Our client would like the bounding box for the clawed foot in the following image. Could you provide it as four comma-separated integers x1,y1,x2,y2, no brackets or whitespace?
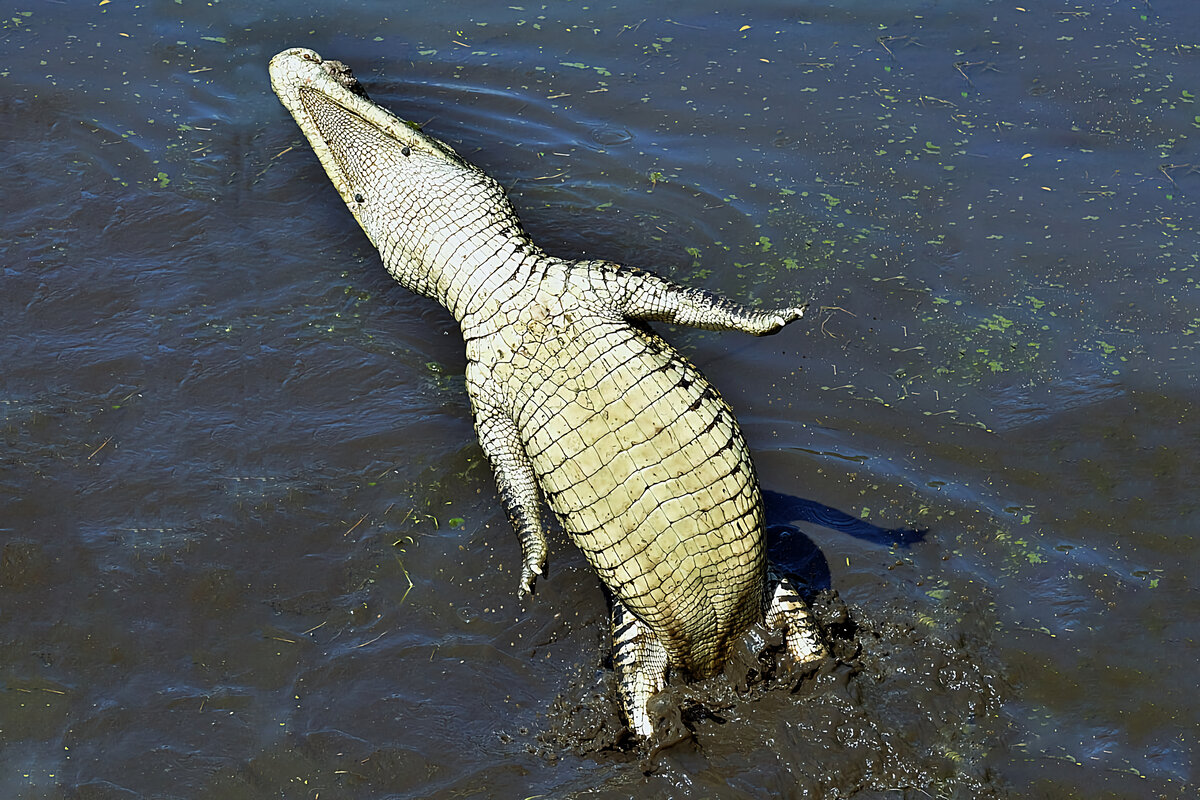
611,601,670,738
756,302,809,335
517,552,545,597
765,570,828,665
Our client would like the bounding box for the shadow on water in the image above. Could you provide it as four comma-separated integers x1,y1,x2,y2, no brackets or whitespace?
764,489,926,593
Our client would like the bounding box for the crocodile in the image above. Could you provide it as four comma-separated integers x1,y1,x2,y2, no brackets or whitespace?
269,47,827,738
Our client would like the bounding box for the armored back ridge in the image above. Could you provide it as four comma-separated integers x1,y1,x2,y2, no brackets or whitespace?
270,47,827,738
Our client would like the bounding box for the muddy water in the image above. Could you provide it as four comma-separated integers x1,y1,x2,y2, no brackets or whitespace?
2,1,1197,797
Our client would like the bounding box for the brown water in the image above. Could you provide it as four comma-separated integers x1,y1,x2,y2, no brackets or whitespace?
2,1,1197,797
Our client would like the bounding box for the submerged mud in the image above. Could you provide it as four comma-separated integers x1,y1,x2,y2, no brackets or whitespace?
538,589,1010,798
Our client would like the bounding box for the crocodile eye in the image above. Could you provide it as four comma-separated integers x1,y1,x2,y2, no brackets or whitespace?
353,193,364,203
401,145,411,157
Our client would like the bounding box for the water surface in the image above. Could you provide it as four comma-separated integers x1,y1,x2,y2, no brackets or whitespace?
2,1,1197,797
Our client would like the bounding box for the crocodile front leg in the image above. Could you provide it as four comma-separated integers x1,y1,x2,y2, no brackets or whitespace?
601,263,807,335
465,361,547,595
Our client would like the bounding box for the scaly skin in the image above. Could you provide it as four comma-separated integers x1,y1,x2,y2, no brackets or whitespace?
269,48,826,737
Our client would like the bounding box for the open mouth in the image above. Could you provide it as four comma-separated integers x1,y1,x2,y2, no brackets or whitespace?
295,86,391,188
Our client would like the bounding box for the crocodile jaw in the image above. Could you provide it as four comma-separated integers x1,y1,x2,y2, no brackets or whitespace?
269,48,473,260
271,49,415,227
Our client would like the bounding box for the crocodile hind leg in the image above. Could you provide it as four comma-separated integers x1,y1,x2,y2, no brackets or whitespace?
611,599,670,738
764,567,827,667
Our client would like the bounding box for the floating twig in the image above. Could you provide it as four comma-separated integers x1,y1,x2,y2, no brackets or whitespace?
344,513,368,537
877,35,924,59
819,305,856,338
87,436,113,460
954,60,1000,87
1159,162,1199,186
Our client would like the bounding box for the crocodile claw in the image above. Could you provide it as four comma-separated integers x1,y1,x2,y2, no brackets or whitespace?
517,557,544,597
757,301,809,335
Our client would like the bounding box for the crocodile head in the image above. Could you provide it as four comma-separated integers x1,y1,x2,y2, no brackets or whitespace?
269,47,519,295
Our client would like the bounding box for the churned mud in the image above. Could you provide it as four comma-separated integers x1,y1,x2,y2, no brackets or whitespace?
537,589,1010,798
